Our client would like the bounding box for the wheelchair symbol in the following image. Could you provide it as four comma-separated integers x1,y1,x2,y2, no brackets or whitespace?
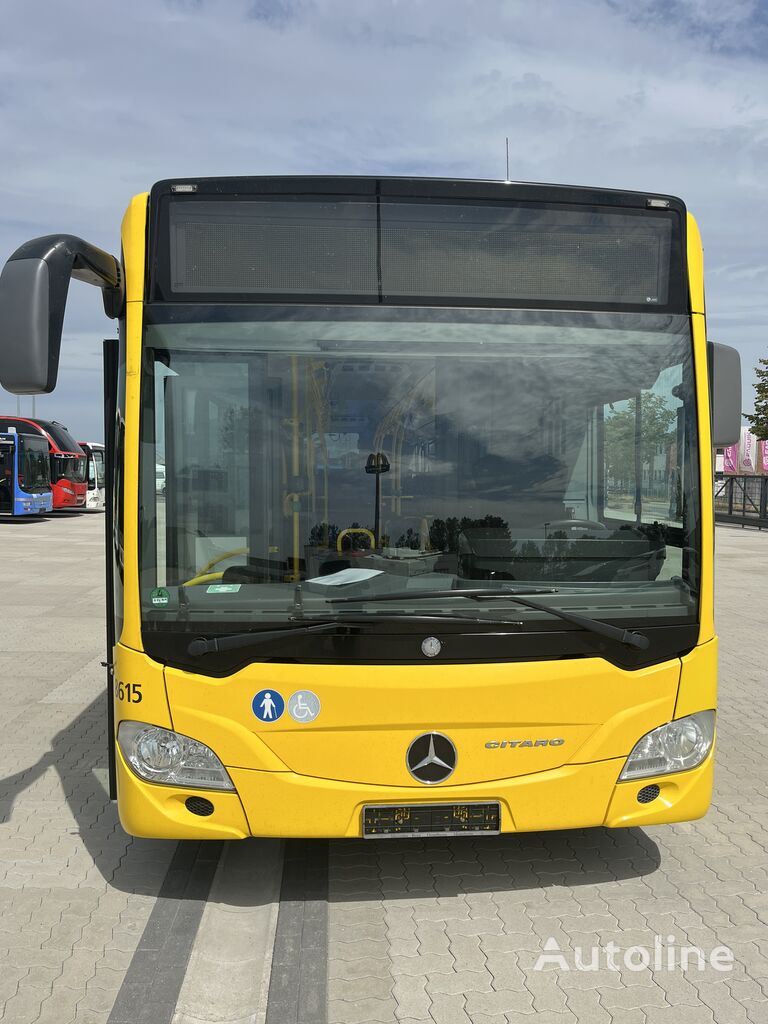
288,690,321,723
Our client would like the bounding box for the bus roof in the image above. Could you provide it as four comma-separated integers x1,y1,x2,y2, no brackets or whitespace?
149,175,686,209
0,417,83,455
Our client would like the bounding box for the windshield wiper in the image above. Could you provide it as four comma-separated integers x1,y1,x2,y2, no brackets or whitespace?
330,588,649,651
186,612,526,656
330,587,556,604
188,622,344,656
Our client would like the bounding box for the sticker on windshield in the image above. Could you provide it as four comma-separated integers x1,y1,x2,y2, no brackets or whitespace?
252,689,285,723
288,690,321,723
206,583,241,594
150,587,170,607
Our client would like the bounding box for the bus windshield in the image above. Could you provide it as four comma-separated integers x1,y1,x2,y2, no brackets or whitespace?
54,454,86,483
139,306,699,641
19,434,50,493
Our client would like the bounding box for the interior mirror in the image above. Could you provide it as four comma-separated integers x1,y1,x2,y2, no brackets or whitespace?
709,342,741,448
0,235,123,394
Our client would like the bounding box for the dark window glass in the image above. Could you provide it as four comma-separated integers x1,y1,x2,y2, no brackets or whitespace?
93,449,105,487
53,454,86,483
18,435,50,493
380,202,671,305
162,197,680,310
170,199,378,296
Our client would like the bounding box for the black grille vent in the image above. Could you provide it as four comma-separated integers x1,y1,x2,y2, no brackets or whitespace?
186,796,214,817
637,784,660,804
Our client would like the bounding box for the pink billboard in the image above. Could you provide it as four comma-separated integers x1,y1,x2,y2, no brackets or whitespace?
723,444,739,474
761,440,768,475
741,428,757,473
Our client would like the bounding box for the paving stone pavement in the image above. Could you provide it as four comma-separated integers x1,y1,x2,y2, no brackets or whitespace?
0,514,176,1024
3,514,768,1024
326,525,768,1024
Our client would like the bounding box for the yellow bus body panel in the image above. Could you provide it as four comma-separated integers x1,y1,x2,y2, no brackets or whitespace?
111,196,719,839
165,657,681,782
120,193,149,654
603,754,713,829
675,638,717,719
113,644,171,730
686,212,705,315
116,746,251,840
112,650,713,839
687,212,715,645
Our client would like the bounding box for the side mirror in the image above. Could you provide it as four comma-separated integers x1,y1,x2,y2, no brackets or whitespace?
709,342,741,448
0,235,123,394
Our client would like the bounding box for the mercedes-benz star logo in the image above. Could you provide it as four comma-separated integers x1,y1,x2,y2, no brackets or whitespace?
421,636,442,658
406,732,457,785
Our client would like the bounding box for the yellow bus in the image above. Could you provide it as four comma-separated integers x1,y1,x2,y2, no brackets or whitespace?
0,178,742,840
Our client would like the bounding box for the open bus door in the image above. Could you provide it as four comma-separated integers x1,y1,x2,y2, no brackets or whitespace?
103,340,118,799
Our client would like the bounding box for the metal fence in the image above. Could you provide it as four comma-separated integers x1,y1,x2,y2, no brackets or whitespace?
714,475,768,529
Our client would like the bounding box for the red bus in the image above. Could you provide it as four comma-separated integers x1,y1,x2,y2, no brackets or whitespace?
0,417,86,509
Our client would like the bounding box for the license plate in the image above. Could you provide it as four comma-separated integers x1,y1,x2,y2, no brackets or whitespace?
362,802,500,838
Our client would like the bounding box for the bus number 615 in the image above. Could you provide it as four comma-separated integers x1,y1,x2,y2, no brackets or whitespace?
116,682,143,703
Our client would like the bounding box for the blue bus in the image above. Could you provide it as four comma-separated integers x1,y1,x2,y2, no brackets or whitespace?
0,431,53,515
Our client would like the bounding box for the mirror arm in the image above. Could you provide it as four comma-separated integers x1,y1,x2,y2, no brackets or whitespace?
7,235,124,319
0,234,123,394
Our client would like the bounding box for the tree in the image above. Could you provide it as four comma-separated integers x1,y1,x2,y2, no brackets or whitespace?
428,515,510,552
746,359,768,440
604,394,676,492
308,522,339,548
395,527,421,550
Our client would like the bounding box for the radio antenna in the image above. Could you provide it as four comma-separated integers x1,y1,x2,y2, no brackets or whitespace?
505,137,510,181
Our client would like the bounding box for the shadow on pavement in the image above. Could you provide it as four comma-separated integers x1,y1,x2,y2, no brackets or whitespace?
0,695,181,896
0,515,54,525
0,694,280,906
330,826,661,898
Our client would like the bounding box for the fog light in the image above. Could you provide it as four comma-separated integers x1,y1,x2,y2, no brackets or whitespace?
619,711,715,781
118,721,234,790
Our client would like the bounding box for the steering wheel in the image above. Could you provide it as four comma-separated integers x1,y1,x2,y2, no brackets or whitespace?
182,546,249,587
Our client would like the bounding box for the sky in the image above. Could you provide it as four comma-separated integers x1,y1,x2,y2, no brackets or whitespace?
1,0,767,440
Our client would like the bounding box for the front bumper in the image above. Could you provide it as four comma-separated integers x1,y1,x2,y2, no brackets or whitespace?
116,745,714,840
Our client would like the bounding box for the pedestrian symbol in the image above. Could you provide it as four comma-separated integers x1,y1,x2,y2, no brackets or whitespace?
252,689,285,723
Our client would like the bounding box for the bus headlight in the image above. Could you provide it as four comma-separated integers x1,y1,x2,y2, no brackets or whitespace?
118,721,235,791
619,711,715,781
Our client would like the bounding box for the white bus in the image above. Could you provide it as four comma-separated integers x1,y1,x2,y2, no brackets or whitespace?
78,441,106,511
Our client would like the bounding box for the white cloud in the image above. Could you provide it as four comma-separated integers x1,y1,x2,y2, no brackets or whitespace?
1,0,766,435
